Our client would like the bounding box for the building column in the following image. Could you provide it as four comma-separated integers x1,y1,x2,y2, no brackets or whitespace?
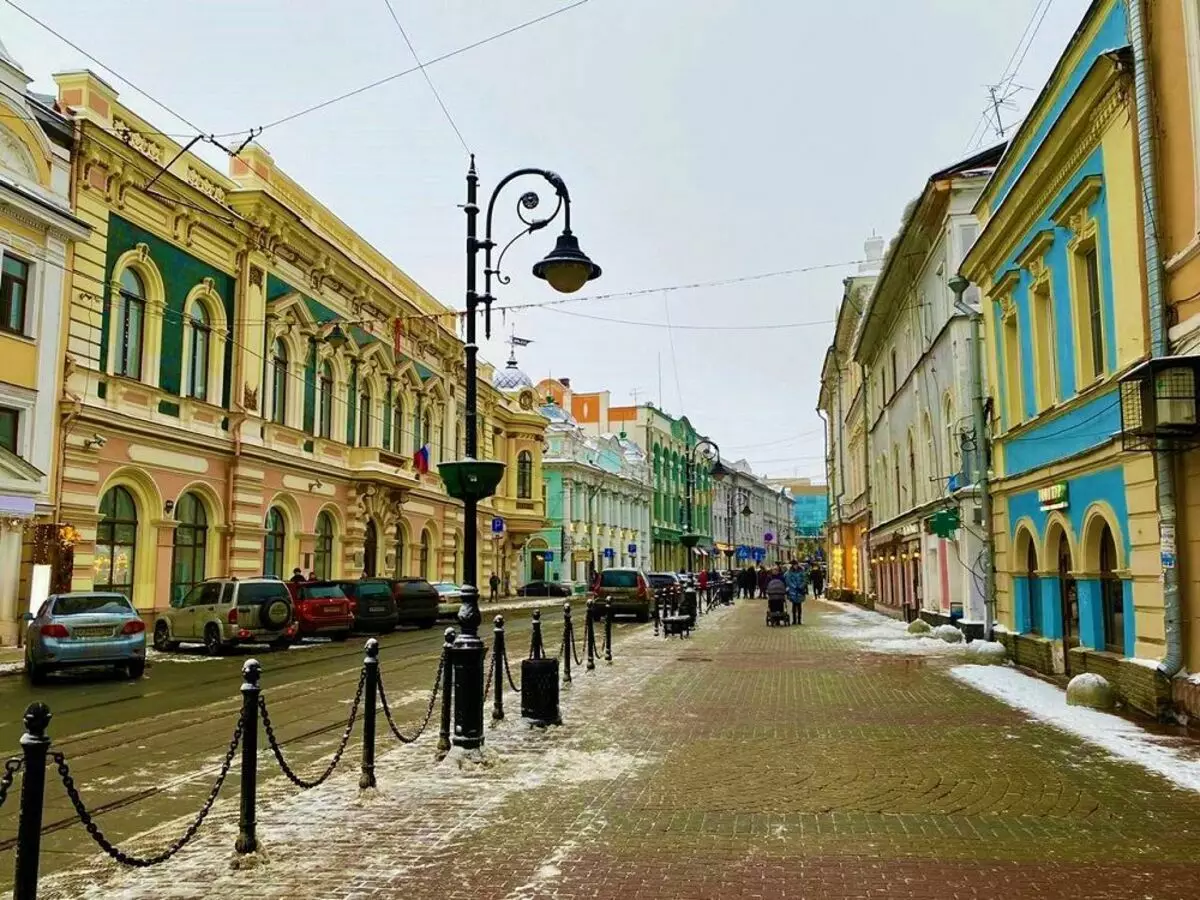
1076,578,1104,650
1038,575,1063,639
1013,575,1031,632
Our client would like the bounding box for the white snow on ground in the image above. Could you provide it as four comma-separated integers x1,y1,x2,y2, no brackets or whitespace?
822,602,969,657
39,608,712,900
1124,656,1162,670
0,661,23,675
951,664,1200,795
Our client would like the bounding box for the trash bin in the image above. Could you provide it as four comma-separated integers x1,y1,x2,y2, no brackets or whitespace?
682,587,697,627
521,657,561,727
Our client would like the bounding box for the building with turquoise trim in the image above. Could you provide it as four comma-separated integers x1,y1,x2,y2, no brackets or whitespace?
962,0,1162,699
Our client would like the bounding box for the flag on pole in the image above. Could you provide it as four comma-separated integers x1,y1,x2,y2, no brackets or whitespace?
511,335,533,347
413,444,430,474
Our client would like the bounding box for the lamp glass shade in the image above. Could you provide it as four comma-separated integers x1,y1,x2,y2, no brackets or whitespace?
325,323,349,350
709,459,729,481
532,232,601,294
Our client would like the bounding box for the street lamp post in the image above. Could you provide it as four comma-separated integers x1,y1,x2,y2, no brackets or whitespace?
439,157,600,750
683,440,723,574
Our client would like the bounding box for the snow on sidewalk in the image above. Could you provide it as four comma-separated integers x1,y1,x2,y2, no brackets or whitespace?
821,600,970,657
951,664,1200,795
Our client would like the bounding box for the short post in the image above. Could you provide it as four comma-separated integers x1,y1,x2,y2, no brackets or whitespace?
492,616,505,722
13,703,51,900
605,599,614,664
521,610,561,726
359,638,379,790
585,599,596,671
235,659,261,855
562,602,573,685
653,592,660,637
437,628,455,757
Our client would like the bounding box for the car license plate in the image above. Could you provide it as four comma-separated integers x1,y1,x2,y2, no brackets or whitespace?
323,605,340,615
71,626,112,639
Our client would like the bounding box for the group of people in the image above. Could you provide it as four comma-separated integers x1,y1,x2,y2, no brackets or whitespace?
733,562,824,602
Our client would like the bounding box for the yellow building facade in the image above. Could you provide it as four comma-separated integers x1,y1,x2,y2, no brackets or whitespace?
51,69,546,614
0,45,90,645
962,0,1165,710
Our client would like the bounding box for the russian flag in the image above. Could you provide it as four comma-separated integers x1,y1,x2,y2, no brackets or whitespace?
414,445,430,474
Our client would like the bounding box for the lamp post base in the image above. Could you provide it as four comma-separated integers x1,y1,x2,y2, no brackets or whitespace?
450,631,486,750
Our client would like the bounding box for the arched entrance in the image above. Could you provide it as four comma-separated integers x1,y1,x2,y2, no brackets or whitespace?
1025,537,1041,635
1055,529,1079,672
1098,523,1124,654
96,486,138,601
363,520,378,577
171,491,208,604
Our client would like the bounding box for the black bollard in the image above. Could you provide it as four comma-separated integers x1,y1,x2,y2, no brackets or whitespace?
235,659,261,855
359,638,379,790
13,703,51,900
654,592,660,637
585,599,596,671
437,628,455,757
562,602,573,685
605,599,614,664
521,610,561,727
492,616,505,722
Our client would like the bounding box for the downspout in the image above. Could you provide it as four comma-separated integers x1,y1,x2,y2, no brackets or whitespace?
817,407,833,565
1128,0,1183,676
861,362,873,599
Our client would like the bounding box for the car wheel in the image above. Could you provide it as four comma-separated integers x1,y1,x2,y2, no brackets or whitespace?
24,657,46,685
126,660,146,679
203,624,223,656
153,621,178,652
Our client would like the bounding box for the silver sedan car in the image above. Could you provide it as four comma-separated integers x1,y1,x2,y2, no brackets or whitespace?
25,592,147,683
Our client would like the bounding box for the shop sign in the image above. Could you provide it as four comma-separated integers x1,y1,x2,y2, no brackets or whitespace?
1038,482,1069,511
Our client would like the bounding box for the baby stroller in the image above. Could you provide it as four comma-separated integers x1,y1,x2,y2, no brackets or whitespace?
766,592,789,627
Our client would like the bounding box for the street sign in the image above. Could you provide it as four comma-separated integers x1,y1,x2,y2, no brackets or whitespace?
603,547,615,559
544,551,554,562
627,543,637,555
491,517,505,534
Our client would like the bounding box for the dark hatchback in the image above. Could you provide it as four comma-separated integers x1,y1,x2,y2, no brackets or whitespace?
326,579,399,633
388,578,439,629
647,572,682,614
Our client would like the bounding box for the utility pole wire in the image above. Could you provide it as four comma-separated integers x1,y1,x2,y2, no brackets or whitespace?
381,0,470,154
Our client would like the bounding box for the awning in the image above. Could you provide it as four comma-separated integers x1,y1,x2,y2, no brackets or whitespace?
694,548,708,557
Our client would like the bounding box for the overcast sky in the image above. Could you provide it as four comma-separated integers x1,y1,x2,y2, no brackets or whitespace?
3,0,1091,480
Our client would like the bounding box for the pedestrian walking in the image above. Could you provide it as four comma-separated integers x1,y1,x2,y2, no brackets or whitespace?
698,569,708,606
811,565,825,598
488,572,500,602
757,566,770,599
784,562,807,625
289,567,305,584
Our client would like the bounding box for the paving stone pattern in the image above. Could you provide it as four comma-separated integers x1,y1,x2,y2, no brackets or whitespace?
46,601,1200,899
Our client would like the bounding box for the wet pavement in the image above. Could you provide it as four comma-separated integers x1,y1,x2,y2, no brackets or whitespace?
0,601,596,889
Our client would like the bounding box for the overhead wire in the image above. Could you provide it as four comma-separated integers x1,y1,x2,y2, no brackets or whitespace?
380,0,470,154
661,291,685,411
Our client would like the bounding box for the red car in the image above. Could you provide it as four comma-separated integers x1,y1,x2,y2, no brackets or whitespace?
285,581,354,640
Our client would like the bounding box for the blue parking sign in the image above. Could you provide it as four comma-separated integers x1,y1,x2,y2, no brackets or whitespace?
491,517,504,534
544,550,554,562
603,547,615,559
627,543,637,555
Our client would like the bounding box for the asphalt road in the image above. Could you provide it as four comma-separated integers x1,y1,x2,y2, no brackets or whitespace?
0,600,607,888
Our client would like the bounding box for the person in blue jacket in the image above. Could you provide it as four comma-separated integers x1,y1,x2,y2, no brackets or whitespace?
784,562,807,625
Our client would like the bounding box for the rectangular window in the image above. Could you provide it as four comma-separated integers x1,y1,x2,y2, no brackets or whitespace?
0,406,17,454
890,349,898,399
1031,283,1057,409
1003,314,1021,426
0,255,30,335
116,293,145,379
1083,248,1104,379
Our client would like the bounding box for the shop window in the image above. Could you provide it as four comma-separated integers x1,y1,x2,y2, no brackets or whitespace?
96,486,137,602
1099,523,1124,654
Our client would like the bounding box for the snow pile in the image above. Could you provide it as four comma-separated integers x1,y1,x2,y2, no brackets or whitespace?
951,664,1200,794
822,603,969,658
862,638,968,657
906,619,932,635
1066,672,1115,710
0,661,24,676
964,640,1007,665
932,624,964,644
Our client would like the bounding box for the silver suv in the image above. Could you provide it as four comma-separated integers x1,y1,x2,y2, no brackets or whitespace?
153,578,297,655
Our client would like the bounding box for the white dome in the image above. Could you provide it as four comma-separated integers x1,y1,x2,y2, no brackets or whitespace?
493,353,533,391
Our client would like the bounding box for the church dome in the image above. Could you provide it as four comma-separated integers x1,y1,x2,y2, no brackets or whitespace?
492,352,533,391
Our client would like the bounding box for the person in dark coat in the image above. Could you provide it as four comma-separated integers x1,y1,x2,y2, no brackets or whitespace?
810,565,825,598
757,566,770,599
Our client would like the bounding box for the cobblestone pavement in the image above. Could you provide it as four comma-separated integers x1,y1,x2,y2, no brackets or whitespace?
39,600,1200,899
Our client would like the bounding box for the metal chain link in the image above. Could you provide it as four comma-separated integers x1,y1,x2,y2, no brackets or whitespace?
378,649,444,744
569,620,584,666
0,756,22,810
502,639,520,692
261,667,365,790
52,714,243,867
483,647,494,701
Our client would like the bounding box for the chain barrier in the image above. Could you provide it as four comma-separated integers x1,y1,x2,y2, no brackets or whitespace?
379,649,444,744
0,756,21,810
502,640,521,692
568,619,584,667
261,667,365,790
52,714,243,867
483,647,494,700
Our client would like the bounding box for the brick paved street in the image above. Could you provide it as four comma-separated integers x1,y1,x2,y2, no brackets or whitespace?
45,600,1200,899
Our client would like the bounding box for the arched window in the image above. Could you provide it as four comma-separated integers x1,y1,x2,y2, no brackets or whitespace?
263,507,286,578
423,411,432,448
171,492,208,604
1099,523,1123,654
517,450,533,499
922,413,936,487
318,361,333,439
359,387,372,447
392,398,405,453
187,302,210,400
314,511,335,579
944,396,959,476
906,432,917,508
115,269,145,379
271,339,288,426
96,486,138,600
893,447,902,516
1026,537,1042,635
412,397,423,451
393,523,405,577
363,519,378,577
419,529,432,580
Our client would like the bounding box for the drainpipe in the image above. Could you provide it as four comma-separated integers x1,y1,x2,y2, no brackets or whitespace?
1128,0,1183,676
817,408,833,561
861,363,873,600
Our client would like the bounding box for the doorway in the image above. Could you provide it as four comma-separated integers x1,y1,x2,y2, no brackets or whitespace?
1057,532,1079,674
530,550,547,582
364,520,378,577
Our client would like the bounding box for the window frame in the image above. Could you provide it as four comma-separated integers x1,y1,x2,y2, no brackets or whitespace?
170,492,208,605
517,450,533,499
0,253,31,336
115,269,146,380
318,361,334,439
187,302,211,401
271,338,289,426
0,405,17,455
95,485,138,602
